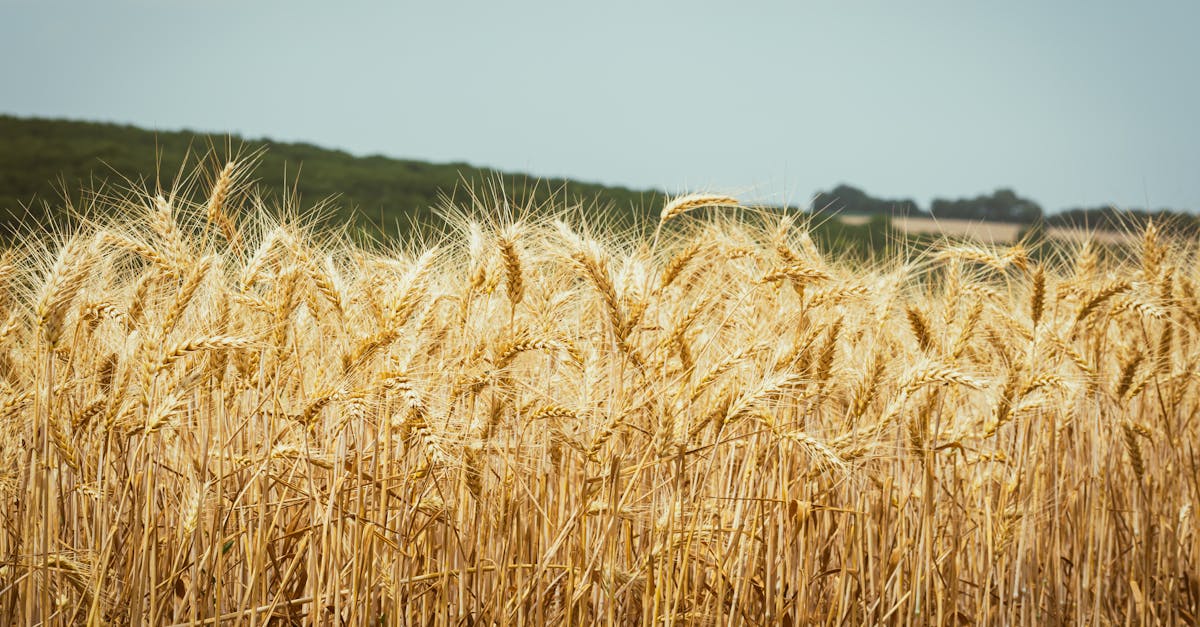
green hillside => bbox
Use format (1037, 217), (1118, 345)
(0, 115), (665, 236)
(0, 115), (920, 259)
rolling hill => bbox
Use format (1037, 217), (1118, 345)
(0, 115), (665, 236)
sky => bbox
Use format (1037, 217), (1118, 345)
(2, 0), (1198, 213)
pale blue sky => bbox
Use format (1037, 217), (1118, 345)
(2, 0), (1198, 212)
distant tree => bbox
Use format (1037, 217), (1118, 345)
(931, 188), (1042, 223)
(812, 184), (924, 217)
(1047, 206), (1200, 236)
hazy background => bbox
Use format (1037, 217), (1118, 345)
(2, 0), (1197, 212)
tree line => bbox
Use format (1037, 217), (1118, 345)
(812, 183), (1195, 232)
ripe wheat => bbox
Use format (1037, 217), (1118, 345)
(0, 161), (1195, 625)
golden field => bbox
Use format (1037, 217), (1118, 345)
(840, 214), (1134, 245)
(0, 162), (1197, 625)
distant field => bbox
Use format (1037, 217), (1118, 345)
(840, 215), (1023, 242)
(1044, 225), (1133, 245)
(839, 214), (1133, 244)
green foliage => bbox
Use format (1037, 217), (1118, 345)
(809, 213), (903, 261)
(811, 184), (924, 218)
(1047, 205), (1200, 236)
(0, 115), (664, 236)
(930, 188), (1042, 223)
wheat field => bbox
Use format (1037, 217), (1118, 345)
(0, 161), (1197, 625)
(839, 214), (1136, 246)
